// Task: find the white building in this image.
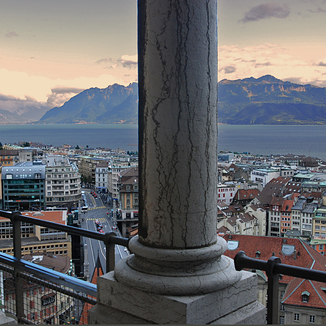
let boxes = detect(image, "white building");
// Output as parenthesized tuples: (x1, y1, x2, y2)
(43, 154, 81, 208)
(95, 162, 109, 192)
(250, 168, 280, 188)
(217, 183, 236, 204)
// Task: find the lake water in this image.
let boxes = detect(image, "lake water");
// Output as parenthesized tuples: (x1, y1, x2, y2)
(1, 124, 326, 160)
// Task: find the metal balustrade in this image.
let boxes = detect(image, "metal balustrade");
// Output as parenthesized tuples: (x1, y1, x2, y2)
(234, 250, 326, 325)
(0, 210, 130, 324)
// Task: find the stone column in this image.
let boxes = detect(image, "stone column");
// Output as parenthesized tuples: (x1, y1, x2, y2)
(113, 0, 240, 296)
(89, 1, 266, 323)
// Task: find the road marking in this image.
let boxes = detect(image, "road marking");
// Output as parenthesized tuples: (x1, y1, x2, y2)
(87, 217, 106, 221)
(87, 206, 106, 211)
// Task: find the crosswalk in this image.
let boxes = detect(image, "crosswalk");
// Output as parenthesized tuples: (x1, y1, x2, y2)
(87, 206, 106, 211)
(87, 217, 106, 221)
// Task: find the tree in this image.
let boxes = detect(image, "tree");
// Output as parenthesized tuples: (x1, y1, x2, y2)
(22, 142, 30, 147)
(0, 142, 3, 150)
(75, 145, 80, 149)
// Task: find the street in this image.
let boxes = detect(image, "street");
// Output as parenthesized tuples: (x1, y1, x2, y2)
(80, 190, 129, 279)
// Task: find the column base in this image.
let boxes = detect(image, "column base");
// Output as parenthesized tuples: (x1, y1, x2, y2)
(88, 268, 266, 324)
(114, 236, 242, 296)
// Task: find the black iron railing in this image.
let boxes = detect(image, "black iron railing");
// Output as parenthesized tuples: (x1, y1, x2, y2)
(234, 250, 326, 325)
(0, 209, 130, 323)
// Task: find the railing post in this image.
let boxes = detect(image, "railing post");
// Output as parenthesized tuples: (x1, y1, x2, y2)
(104, 232, 116, 272)
(12, 211, 25, 322)
(266, 256, 281, 325)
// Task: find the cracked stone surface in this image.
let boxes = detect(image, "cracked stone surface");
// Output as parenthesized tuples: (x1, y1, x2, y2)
(89, 270, 265, 325)
(138, 0, 218, 249)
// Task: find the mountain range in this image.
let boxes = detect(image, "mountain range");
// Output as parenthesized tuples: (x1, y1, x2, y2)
(37, 83, 138, 124)
(2, 75, 326, 125)
(218, 75, 326, 125)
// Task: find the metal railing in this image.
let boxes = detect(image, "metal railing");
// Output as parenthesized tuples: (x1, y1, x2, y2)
(234, 250, 326, 325)
(0, 209, 130, 324)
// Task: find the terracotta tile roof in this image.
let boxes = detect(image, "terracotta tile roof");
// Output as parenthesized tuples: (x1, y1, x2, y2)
(222, 234, 326, 309)
(257, 177, 291, 205)
(238, 212, 256, 223)
(283, 278, 326, 309)
(22, 251, 70, 274)
(0, 211, 67, 224)
(301, 191, 322, 199)
(217, 226, 230, 234)
(121, 176, 138, 185)
(270, 196, 284, 207)
(235, 189, 260, 201)
(79, 257, 104, 324)
(21, 211, 67, 225)
(281, 200, 294, 212)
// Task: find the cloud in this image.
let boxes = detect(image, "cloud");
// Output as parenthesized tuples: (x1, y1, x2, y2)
(46, 87, 84, 108)
(255, 62, 272, 67)
(0, 94, 20, 101)
(0, 93, 48, 115)
(308, 7, 326, 13)
(220, 66, 236, 74)
(6, 31, 18, 38)
(96, 54, 137, 69)
(239, 3, 290, 23)
(95, 57, 113, 65)
(119, 55, 137, 68)
(218, 43, 326, 88)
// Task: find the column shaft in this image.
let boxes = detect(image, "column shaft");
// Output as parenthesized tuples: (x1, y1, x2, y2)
(138, 0, 218, 249)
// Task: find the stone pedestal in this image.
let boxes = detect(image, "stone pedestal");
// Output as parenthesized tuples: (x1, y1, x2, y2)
(89, 269, 265, 324)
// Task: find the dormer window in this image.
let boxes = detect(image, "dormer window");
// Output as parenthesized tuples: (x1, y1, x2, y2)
(302, 291, 310, 303)
(255, 251, 261, 258)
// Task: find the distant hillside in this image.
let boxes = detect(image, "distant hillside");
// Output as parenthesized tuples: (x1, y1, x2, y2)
(37, 83, 138, 124)
(218, 75, 326, 125)
(0, 101, 49, 124)
(36, 75, 326, 125)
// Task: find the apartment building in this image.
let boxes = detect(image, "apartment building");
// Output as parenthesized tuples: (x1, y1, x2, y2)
(0, 210, 72, 258)
(280, 200, 294, 236)
(217, 212, 259, 236)
(95, 161, 109, 192)
(117, 167, 139, 237)
(44, 155, 81, 209)
(1, 161, 46, 211)
(4, 251, 72, 324)
(250, 168, 280, 188)
(0, 150, 19, 166)
(269, 196, 283, 237)
(108, 163, 131, 201)
(217, 183, 236, 204)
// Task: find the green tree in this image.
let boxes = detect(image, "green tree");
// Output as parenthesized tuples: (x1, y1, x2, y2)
(75, 145, 80, 149)
(22, 142, 30, 147)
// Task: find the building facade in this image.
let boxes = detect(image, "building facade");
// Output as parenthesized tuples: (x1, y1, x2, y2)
(1, 161, 46, 211)
(44, 155, 81, 209)
(95, 161, 109, 192)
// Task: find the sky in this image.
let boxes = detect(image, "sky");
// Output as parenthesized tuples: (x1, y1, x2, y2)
(1, 0, 326, 112)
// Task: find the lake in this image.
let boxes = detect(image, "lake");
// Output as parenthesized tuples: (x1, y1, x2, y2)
(0, 124, 326, 160)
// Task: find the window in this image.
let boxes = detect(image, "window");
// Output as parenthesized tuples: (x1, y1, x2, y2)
(280, 316, 284, 325)
(310, 315, 315, 323)
(302, 294, 309, 302)
(294, 313, 300, 321)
